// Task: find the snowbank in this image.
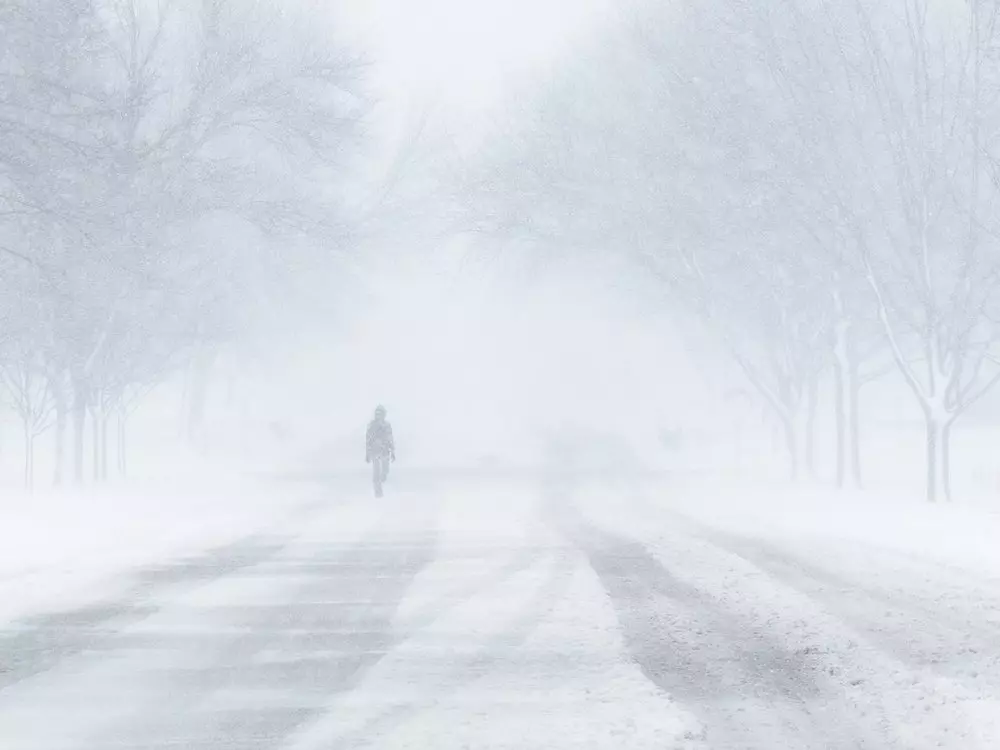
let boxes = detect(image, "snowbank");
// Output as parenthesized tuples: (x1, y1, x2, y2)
(652, 477, 1000, 577)
(0, 474, 320, 623)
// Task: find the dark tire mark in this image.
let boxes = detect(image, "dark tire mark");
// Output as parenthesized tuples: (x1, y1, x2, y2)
(547, 495, 883, 750)
(567, 524, 820, 701)
(688, 523, 1000, 690)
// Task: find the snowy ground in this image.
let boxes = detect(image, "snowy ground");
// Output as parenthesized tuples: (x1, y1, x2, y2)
(570, 477, 1000, 748)
(0, 474, 327, 623)
(0, 474, 997, 748)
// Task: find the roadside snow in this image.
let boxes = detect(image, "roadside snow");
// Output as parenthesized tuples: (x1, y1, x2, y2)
(661, 478, 1000, 577)
(0, 475, 326, 623)
(571, 478, 1000, 750)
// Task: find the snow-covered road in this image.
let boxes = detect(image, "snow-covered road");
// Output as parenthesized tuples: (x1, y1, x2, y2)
(0, 480, 997, 749)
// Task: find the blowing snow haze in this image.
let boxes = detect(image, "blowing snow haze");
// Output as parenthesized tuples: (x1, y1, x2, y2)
(2, 1, 1000, 749)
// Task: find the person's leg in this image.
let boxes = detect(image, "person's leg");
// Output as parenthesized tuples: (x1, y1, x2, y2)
(380, 456, 390, 483)
(372, 458, 383, 497)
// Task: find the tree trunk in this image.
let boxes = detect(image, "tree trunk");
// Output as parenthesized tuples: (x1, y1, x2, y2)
(28, 433, 35, 491)
(783, 415, 800, 480)
(23, 422, 31, 490)
(848, 348, 863, 489)
(831, 291, 851, 489)
(804, 375, 818, 478)
(91, 406, 103, 482)
(832, 316, 862, 490)
(72, 379, 87, 485)
(833, 357, 847, 488)
(100, 413, 110, 481)
(53, 382, 68, 486)
(925, 415, 950, 503)
(118, 412, 128, 477)
(942, 421, 953, 502)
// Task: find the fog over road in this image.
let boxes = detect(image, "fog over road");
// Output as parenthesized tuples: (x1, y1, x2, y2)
(0, 481, 997, 749)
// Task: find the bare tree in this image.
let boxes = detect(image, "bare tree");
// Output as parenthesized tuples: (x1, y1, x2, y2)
(465, 0, 1000, 502)
(1, 0, 368, 484)
(0, 333, 55, 490)
(827, 0, 1000, 502)
(701, 0, 1000, 500)
(461, 3, 858, 481)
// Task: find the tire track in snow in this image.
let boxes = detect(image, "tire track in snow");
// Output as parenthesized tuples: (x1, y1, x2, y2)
(0, 494, 336, 692)
(548, 490, 891, 750)
(685, 523, 1000, 691)
(83, 498, 443, 749)
(0, 533, 291, 691)
(305, 553, 577, 750)
(284, 498, 576, 750)
(393, 545, 546, 636)
(628, 487, 1000, 691)
(610, 489, 1000, 749)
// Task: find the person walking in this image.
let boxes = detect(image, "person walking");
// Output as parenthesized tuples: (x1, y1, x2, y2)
(365, 405, 395, 497)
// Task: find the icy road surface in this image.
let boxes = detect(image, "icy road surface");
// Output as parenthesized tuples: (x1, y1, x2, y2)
(0, 481, 998, 749)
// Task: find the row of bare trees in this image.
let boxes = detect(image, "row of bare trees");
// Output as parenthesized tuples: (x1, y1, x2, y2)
(464, 0, 1000, 502)
(0, 0, 366, 487)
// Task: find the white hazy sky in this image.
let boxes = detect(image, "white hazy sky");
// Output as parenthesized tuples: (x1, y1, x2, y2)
(263, 0, 728, 465)
(335, 0, 613, 126)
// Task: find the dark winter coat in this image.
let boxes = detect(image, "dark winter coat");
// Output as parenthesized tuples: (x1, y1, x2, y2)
(366, 419, 395, 461)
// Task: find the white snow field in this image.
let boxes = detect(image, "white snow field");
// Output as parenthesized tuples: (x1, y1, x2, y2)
(0, 474, 996, 749)
(0, 475, 323, 623)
